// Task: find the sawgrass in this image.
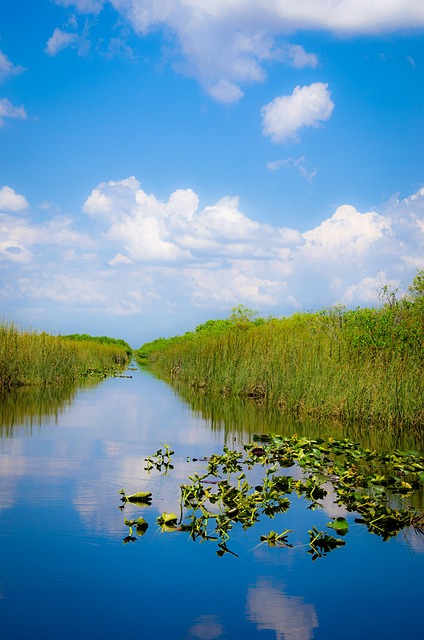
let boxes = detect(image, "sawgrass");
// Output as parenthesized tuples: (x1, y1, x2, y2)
(0, 322, 131, 388)
(139, 283, 424, 430)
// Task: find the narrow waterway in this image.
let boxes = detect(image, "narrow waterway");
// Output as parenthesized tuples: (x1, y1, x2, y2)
(0, 364, 422, 640)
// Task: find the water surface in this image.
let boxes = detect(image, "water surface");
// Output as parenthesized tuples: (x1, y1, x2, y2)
(0, 365, 422, 639)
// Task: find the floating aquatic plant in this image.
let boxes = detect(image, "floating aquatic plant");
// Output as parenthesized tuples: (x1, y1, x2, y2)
(119, 489, 152, 508)
(120, 435, 424, 558)
(144, 443, 174, 475)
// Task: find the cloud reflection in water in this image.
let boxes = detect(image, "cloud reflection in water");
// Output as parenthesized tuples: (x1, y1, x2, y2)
(247, 578, 318, 640)
(188, 614, 224, 640)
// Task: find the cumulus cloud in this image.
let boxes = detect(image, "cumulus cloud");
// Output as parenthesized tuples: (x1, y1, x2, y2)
(0, 50, 25, 82)
(82, 177, 295, 262)
(3, 178, 424, 341)
(79, 177, 424, 318)
(107, 1, 424, 34)
(262, 83, 334, 143)
(302, 204, 391, 261)
(0, 98, 27, 127)
(0, 186, 29, 212)
(341, 274, 398, 306)
(0, 190, 94, 265)
(50, 1, 424, 100)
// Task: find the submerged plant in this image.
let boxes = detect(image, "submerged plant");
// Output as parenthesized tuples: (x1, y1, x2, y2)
(120, 436, 424, 558)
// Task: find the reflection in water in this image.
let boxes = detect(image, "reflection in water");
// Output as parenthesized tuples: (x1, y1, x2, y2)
(0, 364, 422, 640)
(188, 615, 224, 640)
(247, 578, 318, 640)
(152, 371, 424, 454)
(0, 377, 104, 438)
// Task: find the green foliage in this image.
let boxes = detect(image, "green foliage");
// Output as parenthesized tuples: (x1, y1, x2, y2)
(156, 512, 178, 532)
(228, 304, 259, 325)
(136, 305, 263, 359)
(119, 490, 152, 505)
(144, 444, 174, 475)
(0, 322, 131, 388)
(62, 333, 132, 356)
(195, 318, 233, 335)
(408, 269, 424, 301)
(121, 436, 424, 558)
(137, 270, 424, 429)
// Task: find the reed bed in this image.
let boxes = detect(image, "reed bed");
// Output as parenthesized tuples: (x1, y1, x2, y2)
(142, 302, 424, 431)
(0, 322, 130, 388)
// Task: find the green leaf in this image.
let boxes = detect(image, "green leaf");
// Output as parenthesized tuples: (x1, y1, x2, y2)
(125, 491, 152, 504)
(327, 517, 349, 535)
(136, 517, 149, 536)
(157, 512, 178, 530)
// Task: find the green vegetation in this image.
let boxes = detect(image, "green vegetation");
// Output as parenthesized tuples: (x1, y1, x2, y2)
(62, 333, 132, 356)
(0, 323, 131, 388)
(121, 436, 424, 558)
(137, 273, 424, 430)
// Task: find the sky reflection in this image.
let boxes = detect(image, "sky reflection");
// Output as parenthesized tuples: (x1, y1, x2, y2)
(247, 578, 318, 640)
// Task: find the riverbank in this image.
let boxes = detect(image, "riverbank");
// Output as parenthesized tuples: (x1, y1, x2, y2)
(137, 272, 424, 431)
(0, 323, 132, 388)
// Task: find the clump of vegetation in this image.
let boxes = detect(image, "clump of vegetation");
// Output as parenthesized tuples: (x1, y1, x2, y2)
(121, 436, 424, 559)
(0, 323, 132, 388)
(62, 333, 132, 357)
(136, 273, 424, 430)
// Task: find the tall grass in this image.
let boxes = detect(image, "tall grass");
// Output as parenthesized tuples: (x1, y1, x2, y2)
(0, 322, 131, 388)
(139, 277, 424, 430)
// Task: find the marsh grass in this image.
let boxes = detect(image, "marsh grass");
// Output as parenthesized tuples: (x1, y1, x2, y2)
(142, 303, 423, 430)
(0, 322, 130, 388)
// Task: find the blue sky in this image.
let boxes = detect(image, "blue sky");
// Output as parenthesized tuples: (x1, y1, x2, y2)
(1, 1, 423, 346)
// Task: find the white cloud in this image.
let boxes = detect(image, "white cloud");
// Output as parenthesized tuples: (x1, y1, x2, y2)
(0, 50, 24, 82)
(82, 179, 294, 262)
(0, 195, 94, 265)
(53, 0, 104, 13)
(267, 156, 317, 182)
(187, 265, 287, 307)
(0, 239, 32, 263)
(262, 83, 334, 144)
(0, 186, 29, 212)
(50, 1, 424, 101)
(108, 253, 133, 266)
(302, 204, 391, 261)
(342, 274, 398, 306)
(83, 187, 113, 216)
(285, 44, 318, 69)
(19, 274, 107, 304)
(0, 98, 27, 127)
(45, 28, 79, 56)
(3, 177, 424, 341)
(207, 80, 244, 104)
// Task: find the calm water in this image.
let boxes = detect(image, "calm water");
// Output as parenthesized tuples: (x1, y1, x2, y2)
(0, 365, 422, 640)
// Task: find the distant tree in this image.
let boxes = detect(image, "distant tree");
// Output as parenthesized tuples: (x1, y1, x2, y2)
(408, 269, 424, 302)
(229, 305, 259, 324)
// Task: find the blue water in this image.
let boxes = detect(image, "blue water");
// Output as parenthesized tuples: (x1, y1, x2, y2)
(0, 366, 422, 640)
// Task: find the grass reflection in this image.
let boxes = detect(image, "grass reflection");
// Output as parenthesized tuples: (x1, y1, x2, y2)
(0, 376, 104, 437)
(147, 366, 424, 455)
